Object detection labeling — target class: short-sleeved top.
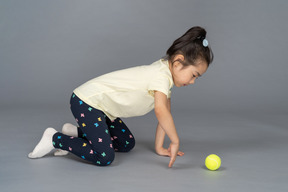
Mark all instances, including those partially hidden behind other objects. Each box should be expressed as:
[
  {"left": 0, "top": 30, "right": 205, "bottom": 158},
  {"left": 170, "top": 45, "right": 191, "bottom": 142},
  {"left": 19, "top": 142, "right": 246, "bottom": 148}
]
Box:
[{"left": 73, "top": 59, "right": 174, "bottom": 121}]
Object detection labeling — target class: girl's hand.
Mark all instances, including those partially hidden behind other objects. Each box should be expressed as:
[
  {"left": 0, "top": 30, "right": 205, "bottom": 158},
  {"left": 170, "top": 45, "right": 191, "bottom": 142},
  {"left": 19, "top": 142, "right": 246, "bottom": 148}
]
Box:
[
  {"left": 168, "top": 142, "right": 179, "bottom": 168},
  {"left": 156, "top": 145, "right": 184, "bottom": 157}
]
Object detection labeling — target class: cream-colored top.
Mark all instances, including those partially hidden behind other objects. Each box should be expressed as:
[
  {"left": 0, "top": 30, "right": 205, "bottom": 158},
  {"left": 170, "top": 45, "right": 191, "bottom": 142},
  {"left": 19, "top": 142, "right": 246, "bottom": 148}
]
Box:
[{"left": 73, "top": 59, "right": 174, "bottom": 120}]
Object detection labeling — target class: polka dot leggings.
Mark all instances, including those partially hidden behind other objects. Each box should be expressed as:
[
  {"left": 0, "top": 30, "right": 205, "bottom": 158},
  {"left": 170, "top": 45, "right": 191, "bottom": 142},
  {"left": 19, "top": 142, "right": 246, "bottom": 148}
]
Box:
[{"left": 52, "top": 93, "right": 135, "bottom": 166}]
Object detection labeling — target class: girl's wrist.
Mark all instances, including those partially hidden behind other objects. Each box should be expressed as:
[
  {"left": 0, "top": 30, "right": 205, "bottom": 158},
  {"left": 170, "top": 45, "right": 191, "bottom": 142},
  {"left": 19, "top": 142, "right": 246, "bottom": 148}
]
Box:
[
  {"left": 155, "top": 146, "right": 164, "bottom": 153},
  {"left": 171, "top": 138, "right": 180, "bottom": 145}
]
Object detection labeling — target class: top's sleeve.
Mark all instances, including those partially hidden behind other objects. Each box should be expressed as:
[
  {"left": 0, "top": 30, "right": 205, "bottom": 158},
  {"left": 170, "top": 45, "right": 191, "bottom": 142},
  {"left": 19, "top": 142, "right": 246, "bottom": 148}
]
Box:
[{"left": 147, "top": 74, "right": 172, "bottom": 98}]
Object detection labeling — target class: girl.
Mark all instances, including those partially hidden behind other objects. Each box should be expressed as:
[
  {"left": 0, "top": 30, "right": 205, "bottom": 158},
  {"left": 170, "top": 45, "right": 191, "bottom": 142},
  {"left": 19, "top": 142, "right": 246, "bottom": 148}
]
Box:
[{"left": 28, "top": 26, "right": 213, "bottom": 168}]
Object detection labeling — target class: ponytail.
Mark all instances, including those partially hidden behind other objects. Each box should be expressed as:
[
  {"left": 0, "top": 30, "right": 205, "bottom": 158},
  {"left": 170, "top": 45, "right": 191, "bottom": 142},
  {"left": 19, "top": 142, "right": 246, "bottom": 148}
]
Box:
[{"left": 166, "top": 26, "right": 213, "bottom": 66}]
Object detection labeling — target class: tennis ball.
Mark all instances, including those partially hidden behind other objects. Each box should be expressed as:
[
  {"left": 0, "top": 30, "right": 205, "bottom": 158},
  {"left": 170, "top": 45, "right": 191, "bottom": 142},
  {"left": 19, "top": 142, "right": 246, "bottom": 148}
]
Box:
[{"left": 205, "top": 154, "right": 221, "bottom": 171}]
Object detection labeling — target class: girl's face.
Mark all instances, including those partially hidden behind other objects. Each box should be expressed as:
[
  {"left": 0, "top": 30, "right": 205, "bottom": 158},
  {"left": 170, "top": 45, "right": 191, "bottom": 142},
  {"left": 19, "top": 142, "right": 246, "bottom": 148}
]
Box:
[{"left": 169, "top": 55, "right": 208, "bottom": 87}]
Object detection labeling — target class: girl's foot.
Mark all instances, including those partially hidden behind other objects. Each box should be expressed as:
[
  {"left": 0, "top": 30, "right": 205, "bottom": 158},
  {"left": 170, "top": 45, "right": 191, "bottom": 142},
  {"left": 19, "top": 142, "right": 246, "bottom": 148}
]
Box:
[
  {"left": 54, "top": 123, "right": 77, "bottom": 156},
  {"left": 28, "top": 127, "right": 57, "bottom": 158}
]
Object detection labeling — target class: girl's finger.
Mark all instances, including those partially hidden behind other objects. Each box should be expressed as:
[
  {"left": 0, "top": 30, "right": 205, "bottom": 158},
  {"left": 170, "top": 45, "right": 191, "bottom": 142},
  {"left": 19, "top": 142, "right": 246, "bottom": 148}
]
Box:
[
  {"left": 177, "top": 152, "right": 184, "bottom": 156},
  {"left": 176, "top": 150, "right": 184, "bottom": 156},
  {"left": 169, "top": 157, "right": 176, "bottom": 168}
]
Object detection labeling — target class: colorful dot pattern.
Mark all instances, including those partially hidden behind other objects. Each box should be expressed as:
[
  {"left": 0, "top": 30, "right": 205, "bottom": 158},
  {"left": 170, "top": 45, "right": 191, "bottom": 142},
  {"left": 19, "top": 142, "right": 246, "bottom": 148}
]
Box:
[{"left": 52, "top": 93, "right": 135, "bottom": 166}]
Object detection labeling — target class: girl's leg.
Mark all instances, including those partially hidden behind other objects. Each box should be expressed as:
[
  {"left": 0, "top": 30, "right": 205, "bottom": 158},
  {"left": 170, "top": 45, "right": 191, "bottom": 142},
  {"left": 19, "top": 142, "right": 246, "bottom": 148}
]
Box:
[
  {"left": 53, "top": 94, "right": 115, "bottom": 166},
  {"left": 106, "top": 118, "right": 135, "bottom": 152},
  {"left": 54, "top": 123, "right": 78, "bottom": 156},
  {"left": 54, "top": 123, "right": 93, "bottom": 156}
]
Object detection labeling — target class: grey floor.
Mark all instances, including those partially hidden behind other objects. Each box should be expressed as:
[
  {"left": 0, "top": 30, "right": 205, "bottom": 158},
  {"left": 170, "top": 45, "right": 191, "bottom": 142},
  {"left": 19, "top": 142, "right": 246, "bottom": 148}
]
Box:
[{"left": 1, "top": 107, "right": 288, "bottom": 192}]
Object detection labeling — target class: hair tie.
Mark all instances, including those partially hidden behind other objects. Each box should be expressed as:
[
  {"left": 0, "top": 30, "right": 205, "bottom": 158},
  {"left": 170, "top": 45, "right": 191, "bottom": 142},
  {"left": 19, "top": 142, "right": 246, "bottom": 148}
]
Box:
[{"left": 202, "top": 39, "right": 209, "bottom": 47}]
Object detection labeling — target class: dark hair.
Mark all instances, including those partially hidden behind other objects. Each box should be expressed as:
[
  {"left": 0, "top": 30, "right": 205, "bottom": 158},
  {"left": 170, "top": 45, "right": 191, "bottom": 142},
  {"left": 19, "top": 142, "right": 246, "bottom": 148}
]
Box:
[{"left": 166, "top": 26, "right": 214, "bottom": 67}]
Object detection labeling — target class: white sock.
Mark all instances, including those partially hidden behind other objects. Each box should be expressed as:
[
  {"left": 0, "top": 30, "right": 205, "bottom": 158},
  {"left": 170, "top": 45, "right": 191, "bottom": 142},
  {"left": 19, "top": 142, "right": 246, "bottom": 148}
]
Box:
[
  {"left": 28, "top": 127, "right": 57, "bottom": 159},
  {"left": 54, "top": 123, "right": 78, "bottom": 156}
]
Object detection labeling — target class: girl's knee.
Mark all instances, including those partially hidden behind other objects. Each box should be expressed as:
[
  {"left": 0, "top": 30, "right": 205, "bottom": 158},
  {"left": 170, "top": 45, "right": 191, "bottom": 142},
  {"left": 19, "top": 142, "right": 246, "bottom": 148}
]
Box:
[
  {"left": 126, "top": 138, "right": 135, "bottom": 152},
  {"left": 92, "top": 151, "right": 115, "bottom": 166},
  {"left": 115, "top": 138, "right": 135, "bottom": 152}
]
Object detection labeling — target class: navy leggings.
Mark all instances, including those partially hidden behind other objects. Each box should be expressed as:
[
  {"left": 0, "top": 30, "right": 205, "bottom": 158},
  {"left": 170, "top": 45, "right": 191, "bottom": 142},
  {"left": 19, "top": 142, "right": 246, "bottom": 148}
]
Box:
[{"left": 52, "top": 93, "right": 135, "bottom": 166}]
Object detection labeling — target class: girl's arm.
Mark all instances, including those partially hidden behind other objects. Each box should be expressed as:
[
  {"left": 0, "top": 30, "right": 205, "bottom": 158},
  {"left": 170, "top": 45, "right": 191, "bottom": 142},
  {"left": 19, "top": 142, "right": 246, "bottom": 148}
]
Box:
[
  {"left": 155, "top": 99, "right": 184, "bottom": 157},
  {"left": 155, "top": 123, "right": 167, "bottom": 155},
  {"left": 155, "top": 98, "right": 170, "bottom": 154},
  {"left": 154, "top": 91, "right": 179, "bottom": 167}
]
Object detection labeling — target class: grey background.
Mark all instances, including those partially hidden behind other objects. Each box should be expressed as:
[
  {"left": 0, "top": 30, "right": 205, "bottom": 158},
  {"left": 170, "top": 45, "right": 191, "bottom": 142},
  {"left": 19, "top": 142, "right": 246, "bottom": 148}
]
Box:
[
  {"left": 1, "top": 0, "right": 287, "bottom": 112},
  {"left": 1, "top": 0, "right": 288, "bottom": 192}
]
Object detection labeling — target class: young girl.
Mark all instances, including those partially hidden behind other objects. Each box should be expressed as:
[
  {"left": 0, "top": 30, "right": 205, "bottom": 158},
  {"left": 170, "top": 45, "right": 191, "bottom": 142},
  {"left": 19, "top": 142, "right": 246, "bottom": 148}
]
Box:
[{"left": 28, "top": 26, "right": 213, "bottom": 168}]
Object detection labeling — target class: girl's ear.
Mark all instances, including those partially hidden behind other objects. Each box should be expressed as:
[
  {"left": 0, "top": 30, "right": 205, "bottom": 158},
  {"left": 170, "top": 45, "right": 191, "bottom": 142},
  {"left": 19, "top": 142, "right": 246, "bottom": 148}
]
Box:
[
  {"left": 173, "top": 54, "right": 185, "bottom": 69},
  {"left": 174, "top": 54, "right": 185, "bottom": 63}
]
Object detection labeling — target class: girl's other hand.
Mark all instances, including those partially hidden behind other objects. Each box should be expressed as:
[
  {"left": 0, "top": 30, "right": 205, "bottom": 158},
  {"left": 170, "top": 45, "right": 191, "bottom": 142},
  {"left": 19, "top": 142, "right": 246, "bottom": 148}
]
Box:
[{"left": 156, "top": 145, "right": 184, "bottom": 158}]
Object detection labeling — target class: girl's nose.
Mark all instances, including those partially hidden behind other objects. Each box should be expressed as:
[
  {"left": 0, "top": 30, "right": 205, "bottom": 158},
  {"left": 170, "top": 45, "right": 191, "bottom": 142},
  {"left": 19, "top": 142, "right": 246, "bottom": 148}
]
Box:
[{"left": 189, "top": 79, "right": 195, "bottom": 85}]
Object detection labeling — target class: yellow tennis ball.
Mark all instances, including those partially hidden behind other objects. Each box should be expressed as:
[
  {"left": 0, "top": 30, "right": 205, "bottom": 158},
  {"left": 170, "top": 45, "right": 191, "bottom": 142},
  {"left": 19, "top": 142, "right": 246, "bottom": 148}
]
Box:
[{"left": 205, "top": 154, "right": 221, "bottom": 171}]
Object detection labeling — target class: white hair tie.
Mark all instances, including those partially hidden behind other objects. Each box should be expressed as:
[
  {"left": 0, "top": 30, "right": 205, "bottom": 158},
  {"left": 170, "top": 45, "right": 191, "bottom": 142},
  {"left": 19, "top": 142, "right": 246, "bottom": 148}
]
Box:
[{"left": 202, "top": 39, "right": 209, "bottom": 47}]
